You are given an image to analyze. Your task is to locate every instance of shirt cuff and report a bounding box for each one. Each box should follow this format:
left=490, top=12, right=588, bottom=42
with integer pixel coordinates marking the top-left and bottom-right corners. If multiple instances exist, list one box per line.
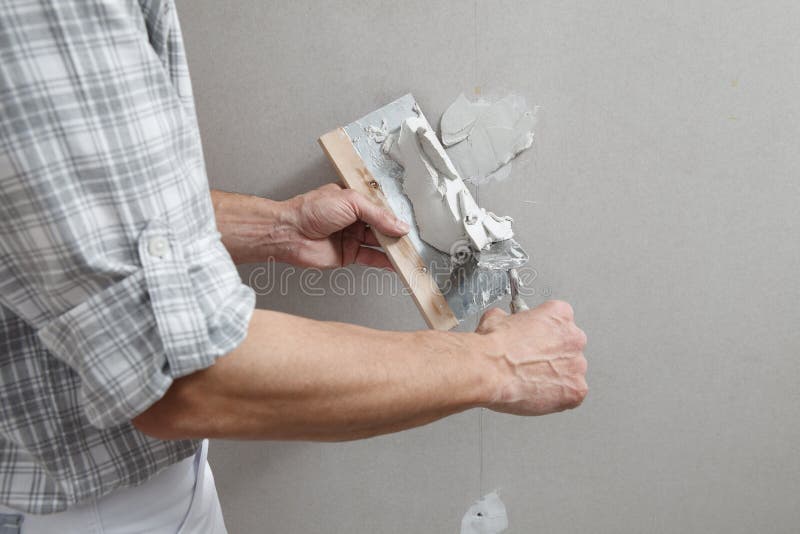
left=37, top=219, right=255, bottom=429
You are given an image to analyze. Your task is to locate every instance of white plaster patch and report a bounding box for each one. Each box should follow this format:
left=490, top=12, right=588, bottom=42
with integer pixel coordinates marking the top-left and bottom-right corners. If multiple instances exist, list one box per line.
left=441, top=93, right=536, bottom=184
left=382, top=117, right=513, bottom=254
left=460, top=491, right=509, bottom=534
left=365, top=118, right=389, bottom=143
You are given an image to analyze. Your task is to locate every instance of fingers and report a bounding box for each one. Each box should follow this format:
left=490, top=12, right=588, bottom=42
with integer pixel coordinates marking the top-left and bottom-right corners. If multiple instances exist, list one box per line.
left=363, top=227, right=381, bottom=247
left=539, top=300, right=586, bottom=349
left=572, top=326, right=588, bottom=350
left=476, top=307, right=508, bottom=334
left=566, top=374, right=589, bottom=408
left=343, top=222, right=383, bottom=248
left=343, top=189, right=409, bottom=237
left=354, top=247, right=394, bottom=270
left=540, top=300, right=574, bottom=320
left=341, top=224, right=394, bottom=270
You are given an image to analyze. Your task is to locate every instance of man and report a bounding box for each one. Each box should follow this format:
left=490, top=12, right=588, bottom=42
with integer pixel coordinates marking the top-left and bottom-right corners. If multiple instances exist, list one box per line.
left=0, top=1, right=587, bottom=532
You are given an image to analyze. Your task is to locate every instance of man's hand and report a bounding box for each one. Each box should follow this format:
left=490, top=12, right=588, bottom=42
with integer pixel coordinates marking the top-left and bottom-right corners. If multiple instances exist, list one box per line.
left=211, top=185, right=409, bottom=268
left=476, top=300, right=588, bottom=416
left=284, top=183, right=410, bottom=269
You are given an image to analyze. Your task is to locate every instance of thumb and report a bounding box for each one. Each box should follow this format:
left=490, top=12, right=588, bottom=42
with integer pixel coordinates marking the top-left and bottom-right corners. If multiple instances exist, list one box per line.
left=346, top=191, right=410, bottom=237
left=476, top=307, right=508, bottom=334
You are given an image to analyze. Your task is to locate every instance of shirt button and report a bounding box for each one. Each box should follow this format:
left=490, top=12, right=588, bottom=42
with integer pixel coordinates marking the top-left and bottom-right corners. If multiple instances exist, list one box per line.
left=147, top=236, right=169, bottom=258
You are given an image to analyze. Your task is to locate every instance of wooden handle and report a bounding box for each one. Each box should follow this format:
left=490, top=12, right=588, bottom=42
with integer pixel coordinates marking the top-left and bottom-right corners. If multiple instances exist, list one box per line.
left=318, top=128, right=459, bottom=331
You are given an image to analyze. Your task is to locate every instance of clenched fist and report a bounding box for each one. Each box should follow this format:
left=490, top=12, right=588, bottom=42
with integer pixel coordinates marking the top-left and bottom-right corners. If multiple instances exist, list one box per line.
left=476, top=300, right=588, bottom=416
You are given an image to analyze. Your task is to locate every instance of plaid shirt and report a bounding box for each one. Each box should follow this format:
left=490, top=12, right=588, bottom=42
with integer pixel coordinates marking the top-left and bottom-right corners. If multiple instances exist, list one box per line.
left=0, top=0, right=254, bottom=513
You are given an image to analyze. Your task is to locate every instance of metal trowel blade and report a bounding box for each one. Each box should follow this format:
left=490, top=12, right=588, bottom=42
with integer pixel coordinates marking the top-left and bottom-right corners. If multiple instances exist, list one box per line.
left=475, top=238, right=529, bottom=271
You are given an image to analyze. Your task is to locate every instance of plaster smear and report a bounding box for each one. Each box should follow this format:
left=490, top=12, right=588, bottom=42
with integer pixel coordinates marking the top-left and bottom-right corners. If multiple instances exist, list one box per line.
left=460, top=491, right=509, bottom=534
left=382, top=117, right=513, bottom=254
left=441, top=93, right=536, bottom=184
left=365, top=118, right=388, bottom=143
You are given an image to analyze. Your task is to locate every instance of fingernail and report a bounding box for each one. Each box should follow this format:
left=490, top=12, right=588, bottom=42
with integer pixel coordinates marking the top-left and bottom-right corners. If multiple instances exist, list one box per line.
left=396, top=219, right=410, bottom=232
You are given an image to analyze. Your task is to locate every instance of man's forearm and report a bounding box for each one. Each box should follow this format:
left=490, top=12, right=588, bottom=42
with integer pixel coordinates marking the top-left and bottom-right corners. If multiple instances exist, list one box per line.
left=210, top=189, right=296, bottom=265
left=133, top=309, right=497, bottom=441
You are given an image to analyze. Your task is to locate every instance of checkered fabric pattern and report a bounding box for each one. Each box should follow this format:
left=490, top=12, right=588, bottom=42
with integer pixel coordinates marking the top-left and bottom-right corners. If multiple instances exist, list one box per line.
left=0, top=0, right=255, bottom=513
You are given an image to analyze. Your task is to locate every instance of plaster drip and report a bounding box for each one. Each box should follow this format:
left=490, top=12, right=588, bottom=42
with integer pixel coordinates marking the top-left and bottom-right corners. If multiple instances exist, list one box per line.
left=382, top=116, right=513, bottom=255
left=440, top=93, right=536, bottom=184
left=460, top=491, right=509, bottom=534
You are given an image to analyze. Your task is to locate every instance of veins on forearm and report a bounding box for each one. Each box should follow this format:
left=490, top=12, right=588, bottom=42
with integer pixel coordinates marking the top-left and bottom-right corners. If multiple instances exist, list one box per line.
left=211, top=189, right=300, bottom=264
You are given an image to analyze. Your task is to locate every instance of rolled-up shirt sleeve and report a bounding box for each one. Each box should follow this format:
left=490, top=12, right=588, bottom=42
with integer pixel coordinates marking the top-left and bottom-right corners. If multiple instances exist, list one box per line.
left=34, top=219, right=255, bottom=428
left=0, top=1, right=254, bottom=428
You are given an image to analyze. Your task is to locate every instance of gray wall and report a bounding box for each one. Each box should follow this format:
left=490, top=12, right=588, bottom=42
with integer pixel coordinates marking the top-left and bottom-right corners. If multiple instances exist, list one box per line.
left=176, top=1, right=800, bottom=532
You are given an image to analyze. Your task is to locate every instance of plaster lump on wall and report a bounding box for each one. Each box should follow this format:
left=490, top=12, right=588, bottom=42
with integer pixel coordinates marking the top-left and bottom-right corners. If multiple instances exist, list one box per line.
left=441, top=93, right=536, bottom=184
left=460, top=491, right=509, bottom=534
left=382, top=116, right=514, bottom=255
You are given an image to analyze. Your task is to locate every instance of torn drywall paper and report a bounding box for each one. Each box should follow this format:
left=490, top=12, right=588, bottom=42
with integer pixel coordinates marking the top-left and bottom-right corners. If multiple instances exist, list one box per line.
left=441, top=93, right=536, bottom=184
left=460, top=491, right=509, bottom=534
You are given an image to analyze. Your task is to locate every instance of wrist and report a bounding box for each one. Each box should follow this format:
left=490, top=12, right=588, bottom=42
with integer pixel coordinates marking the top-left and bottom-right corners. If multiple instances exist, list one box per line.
left=459, top=331, right=505, bottom=409
left=212, top=190, right=301, bottom=265
left=247, top=197, right=302, bottom=264
left=406, top=329, right=499, bottom=412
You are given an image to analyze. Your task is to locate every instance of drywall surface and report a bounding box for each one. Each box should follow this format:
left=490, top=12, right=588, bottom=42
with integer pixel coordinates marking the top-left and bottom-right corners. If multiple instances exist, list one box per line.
left=176, top=1, right=800, bottom=532
left=441, top=93, right=536, bottom=184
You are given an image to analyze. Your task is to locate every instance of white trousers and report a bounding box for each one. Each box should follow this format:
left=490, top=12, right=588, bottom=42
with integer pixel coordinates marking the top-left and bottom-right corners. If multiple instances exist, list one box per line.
left=0, top=440, right=226, bottom=534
